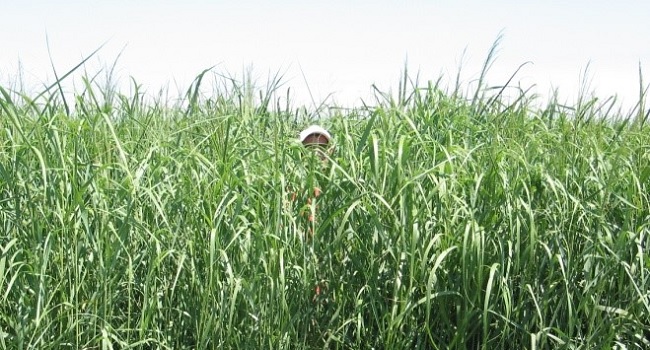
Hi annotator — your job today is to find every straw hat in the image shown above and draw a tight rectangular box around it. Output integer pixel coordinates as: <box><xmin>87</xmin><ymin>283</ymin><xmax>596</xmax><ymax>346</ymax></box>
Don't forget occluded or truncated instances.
<box><xmin>299</xmin><ymin>125</ymin><xmax>332</xmax><ymax>145</ymax></box>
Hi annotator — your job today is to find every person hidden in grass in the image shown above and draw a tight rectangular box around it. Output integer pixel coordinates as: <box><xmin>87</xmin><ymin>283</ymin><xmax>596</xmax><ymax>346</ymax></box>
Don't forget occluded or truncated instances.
<box><xmin>296</xmin><ymin>125</ymin><xmax>334</xmax><ymax>309</ymax></box>
<box><xmin>290</xmin><ymin>125</ymin><xmax>333</xmax><ymax>236</ymax></box>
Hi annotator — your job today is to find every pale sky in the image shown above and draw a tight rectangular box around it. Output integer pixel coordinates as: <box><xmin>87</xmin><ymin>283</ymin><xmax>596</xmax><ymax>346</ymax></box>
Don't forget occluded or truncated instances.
<box><xmin>2</xmin><ymin>0</ymin><xmax>649</xmax><ymax>112</ymax></box>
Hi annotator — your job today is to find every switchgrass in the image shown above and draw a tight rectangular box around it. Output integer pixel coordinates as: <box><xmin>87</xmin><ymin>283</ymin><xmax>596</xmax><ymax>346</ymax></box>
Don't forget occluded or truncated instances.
<box><xmin>1</xmin><ymin>59</ymin><xmax>649</xmax><ymax>349</ymax></box>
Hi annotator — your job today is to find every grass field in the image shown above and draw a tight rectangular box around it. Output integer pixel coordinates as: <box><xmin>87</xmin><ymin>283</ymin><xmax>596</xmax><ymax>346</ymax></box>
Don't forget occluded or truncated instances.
<box><xmin>1</xmin><ymin>57</ymin><xmax>649</xmax><ymax>349</ymax></box>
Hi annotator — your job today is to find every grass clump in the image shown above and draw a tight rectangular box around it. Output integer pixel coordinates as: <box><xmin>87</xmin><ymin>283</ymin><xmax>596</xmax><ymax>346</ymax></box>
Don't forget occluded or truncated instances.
<box><xmin>0</xmin><ymin>58</ymin><xmax>649</xmax><ymax>349</ymax></box>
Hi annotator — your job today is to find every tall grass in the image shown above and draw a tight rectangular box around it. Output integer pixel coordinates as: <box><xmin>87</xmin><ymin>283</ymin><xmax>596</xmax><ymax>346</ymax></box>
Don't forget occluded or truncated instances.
<box><xmin>0</xmin><ymin>57</ymin><xmax>649</xmax><ymax>349</ymax></box>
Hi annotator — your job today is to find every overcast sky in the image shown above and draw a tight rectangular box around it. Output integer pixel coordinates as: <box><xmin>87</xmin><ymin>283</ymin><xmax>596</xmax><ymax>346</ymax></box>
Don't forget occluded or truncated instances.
<box><xmin>2</xmin><ymin>0</ymin><xmax>649</xmax><ymax>111</ymax></box>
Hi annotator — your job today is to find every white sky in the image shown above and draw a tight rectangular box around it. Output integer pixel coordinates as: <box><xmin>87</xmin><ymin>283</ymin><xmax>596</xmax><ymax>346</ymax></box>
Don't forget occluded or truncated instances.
<box><xmin>2</xmin><ymin>0</ymin><xmax>649</xmax><ymax>112</ymax></box>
